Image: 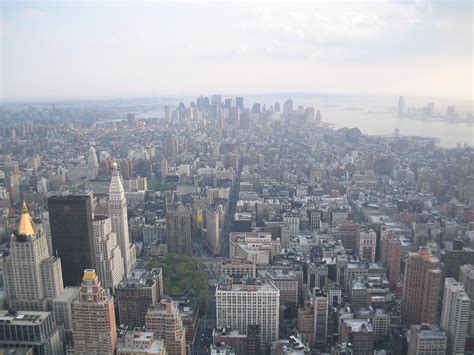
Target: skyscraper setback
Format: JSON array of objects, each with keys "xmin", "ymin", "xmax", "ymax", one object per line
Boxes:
[
  {"xmin": 72, "ymin": 269, "xmax": 117, "ymax": 355},
  {"xmin": 3, "ymin": 202, "xmax": 64, "ymax": 311},
  {"xmin": 48, "ymin": 193, "xmax": 96, "ymax": 286}
]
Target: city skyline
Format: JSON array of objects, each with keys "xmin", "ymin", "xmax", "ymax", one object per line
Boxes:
[{"xmin": 1, "ymin": 1, "xmax": 472, "ymax": 101}]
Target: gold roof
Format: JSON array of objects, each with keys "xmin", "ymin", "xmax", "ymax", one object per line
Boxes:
[
  {"xmin": 17, "ymin": 201, "xmax": 37, "ymax": 236},
  {"xmin": 83, "ymin": 269, "xmax": 97, "ymax": 280}
]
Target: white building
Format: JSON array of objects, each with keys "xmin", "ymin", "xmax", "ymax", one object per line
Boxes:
[
  {"xmin": 92, "ymin": 215, "xmax": 125, "ymax": 293},
  {"xmin": 109, "ymin": 165, "xmax": 136, "ymax": 273},
  {"xmin": 216, "ymin": 280, "xmax": 279, "ymax": 349},
  {"xmin": 441, "ymin": 278, "xmax": 470, "ymax": 355}
]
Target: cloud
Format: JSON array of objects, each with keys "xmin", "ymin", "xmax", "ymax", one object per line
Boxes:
[{"xmin": 23, "ymin": 8, "xmax": 47, "ymax": 20}]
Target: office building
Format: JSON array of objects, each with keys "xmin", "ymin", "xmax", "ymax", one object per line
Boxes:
[
  {"xmin": 117, "ymin": 329, "xmax": 167, "ymax": 355},
  {"xmin": 72, "ymin": 269, "xmax": 117, "ymax": 355},
  {"xmin": 313, "ymin": 288, "xmax": 328, "ymax": 349},
  {"xmin": 52, "ymin": 286, "xmax": 80, "ymax": 346},
  {"xmin": 92, "ymin": 215, "xmax": 125, "ymax": 293},
  {"xmin": 0, "ymin": 310, "xmax": 65, "ymax": 355},
  {"xmin": 67, "ymin": 145, "xmax": 99, "ymax": 181},
  {"xmin": 440, "ymin": 239, "xmax": 474, "ymax": 280},
  {"xmin": 166, "ymin": 205, "xmax": 192, "ymax": 255},
  {"xmin": 340, "ymin": 319, "xmax": 374, "ymax": 355},
  {"xmin": 408, "ymin": 324, "xmax": 447, "ymax": 355},
  {"xmin": 118, "ymin": 269, "xmax": 163, "ymax": 328},
  {"xmin": 235, "ymin": 97, "xmax": 244, "ymax": 109},
  {"xmin": 109, "ymin": 164, "xmax": 136, "ymax": 273},
  {"xmin": 220, "ymin": 258, "xmax": 256, "ymax": 279},
  {"xmin": 398, "ymin": 96, "xmax": 405, "ymax": 118},
  {"xmin": 460, "ymin": 264, "xmax": 474, "ymax": 334},
  {"xmin": 48, "ymin": 193, "xmax": 95, "ymax": 286},
  {"xmin": 206, "ymin": 204, "xmax": 221, "ymax": 255},
  {"xmin": 441, "ymin": 278, "xmax": 470, "ymax": 355},
  {"xmin": 216, "ymin": 280, "xmax": 279, "ymax": 349},
  {"xmin": 357, "ymin": 229, "xmax": 376, "ymax": 262},
  {"xmin": 3, "ymin": 202, "xmax": 64, "ymax": 311},
  {"xmin": 402, "ymin": 247, "xmax": 442, "ymax": 325},
  {"xmin": 380, "ymin": 229, "xmax": 401, "ymax": 289},
  {"xmin": 264, "ymin": 269, "xmax": 299, "ymax": 304},
  {"xmin": 146, "ymin": 298, "xmax": 187, "ymax": 355}
]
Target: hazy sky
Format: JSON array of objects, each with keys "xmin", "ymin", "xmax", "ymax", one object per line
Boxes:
[{"xmin": 1, "ymin": 0, "xmax": 472, "ymax": 101}]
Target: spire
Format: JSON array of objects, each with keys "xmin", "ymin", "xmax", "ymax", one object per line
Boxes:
[{"xmin": 17, "ymin": 201, "xmax": 37, "ymax": 236}]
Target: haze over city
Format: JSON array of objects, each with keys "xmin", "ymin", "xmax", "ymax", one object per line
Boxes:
[
  {"xmin": 1, "ymin": 0, "xmax": 473, "ymax": 101},
  {"xmin": 0, "ymin": 1, "xmax": 474, "ymax": 355}
]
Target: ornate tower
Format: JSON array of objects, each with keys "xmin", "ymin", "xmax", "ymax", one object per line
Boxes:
[
  {"xmin": 3, "ymin": 201, "xmax": 64, "ymax": 311},
  {"xmin": 108, "ymin": 162, "xmax": 135, "ymax": 272}
]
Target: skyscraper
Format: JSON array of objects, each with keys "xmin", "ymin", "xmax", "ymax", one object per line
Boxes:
[
  {"xmin": 109, "ymin": 164, "xmax": 135, "ymax": 272},
  {"xmin": 166, "ymin": 205, "xmax": 192, "ymax": 255},
  {"xmin": 146, "ymin": 298, "xmax": 187, "ymax": 355},
  {"xmin": 92, "ymin": 215, "xmax": 125, "ymax": 293},
  {"xmin": 380, "ymin": 229, "xmax": 402, "ymax": 289},
  {"xmin": 235, "ymin": 96, "xmax": 244, "ymax": 109},
  {"xmin": 216, "ymin": 280, "xmax": 279, "ymax": 349},
  {"xmin": 117, "ymin": 268, "xmax": 163, "ymax": 328},
  {"xmin": 206, "ymin": 204, "xmax": 221, "ymax": 255},
  {"xmin": 72, "ymin": 269, "xmax": 117, "ymax": 355},
  {"xmin": 402, "ymin": 247, "xmax": 442, "ymax": 325},
  {"xmin": 313, "ymin": 288, "xmax": 328, "ymax": 349},
  {"xmin": 460, "ymin": 264, "xmax": 474, "ymax": 335},
  {"xmin": 397, "ymin": 96, "xmax": 405, "ymax": 118},
  {"xmin": 441, "ymin": 278, "xmax": 470, "ymax": 355},
  {"xmin": 3, "ymin": 201, "xmax": 64, "ymax": 311},
  {"xmin": 48, "ymin": 193, "xmax": 95, "ymax": 286}
]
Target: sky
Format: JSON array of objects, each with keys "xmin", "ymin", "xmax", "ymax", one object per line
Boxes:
[{"xmin": 1, "ymin": 0, "xmax": 473, "ymax": 102}]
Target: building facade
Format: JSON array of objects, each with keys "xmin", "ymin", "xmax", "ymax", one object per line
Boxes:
[
  {"xmin": 146, "ymin": 298, "xmax": 187, "ymax": 355},
  {"xmin": 401, "ymin": 247, "xmax": 442, "ymax": 325},
  {"xmin": 72, "ymin": 269, "xmax": 117, "ymax": 355},
  {"xmin": 216, "ymin": 280, "xmax": 279, "ymax": 349},
  {"xmin": 48, "ymin": 193, "xmax": 95, "ymax": 286},
  {"xmin": 441, "ymin": 278, "xmax": 470, "ymax": 355}
]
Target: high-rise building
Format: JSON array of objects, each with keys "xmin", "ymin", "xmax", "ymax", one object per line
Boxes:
[
  {"xmin": 3, "ymin": 201, "xmax": 64, "ymax": 311},
  {"xmin": 380, "ymin": 229, "xmax": 402, "ymax": 289},
  {"xmin": 402, "ymin": 247, "xmax": 442, "ymax": 325},
  {"xmin": 0, "ymin": 310, "xmax": 65, "ymax": 355},
  {"xmin": 127, "ymin": 113, "xmax": 136, "ymax": 127},
  {"xmin": 408, "ymin": 324, "xmax": 447, "ymax": 355},
  {"xmin": 163, "ymin": 136, "xmax": 179, "ymax": 158},
  {"xmin": 313, "ymin": 288, "xmax": 328, "ymax": 349},
  {"xmin": 92, "ymin": 215, "xmax": 125, "ymax": 293},
  {"xmin": 441, "ymin": 278, "xmax": 470, "ymax": 355},
  {"xmin": 146, "ymin": 298, "xmax": 187, "ymax": 355},
  {"xmin": 440, "ymin": 239, "xmax": 474, "ymax": 280},
  {"xmin": 283, "ymin": 99, "xmax": 293, "ymax": 114},
  {"xmin": 109, "ymin": 165, "xmax": 136, "ymax": 273},
  {"xmin": 397, "ymin": 96, "xmax": 405, "ymax": 118},
  {"xmin": 206, "ymin": 204, "xmax": 221, "ymax": 255},
  {"xmin": 166, "ymin": 205, "xmax": 192, "ymax": 255},
  {"xmin": 460, "ymin": 264, "xmax": 474, "ymax": 334},
  {"xmin": 117, "ymin": 269, "xmax": 163, "ymax": 328},
  {"xmin": 235, "ymin": 97, "xmax": 244, "ymax": 110},
  {"xmin": 72, "ymin": 269, "xmax": 117, "ymax": 355},
  {"xmin": 48, "ymin": 193, "xmax": 95, "ymax": 286},
  {"xmin": 216, "ymin": 280, "xmax": 279, "ymax": 349}
]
